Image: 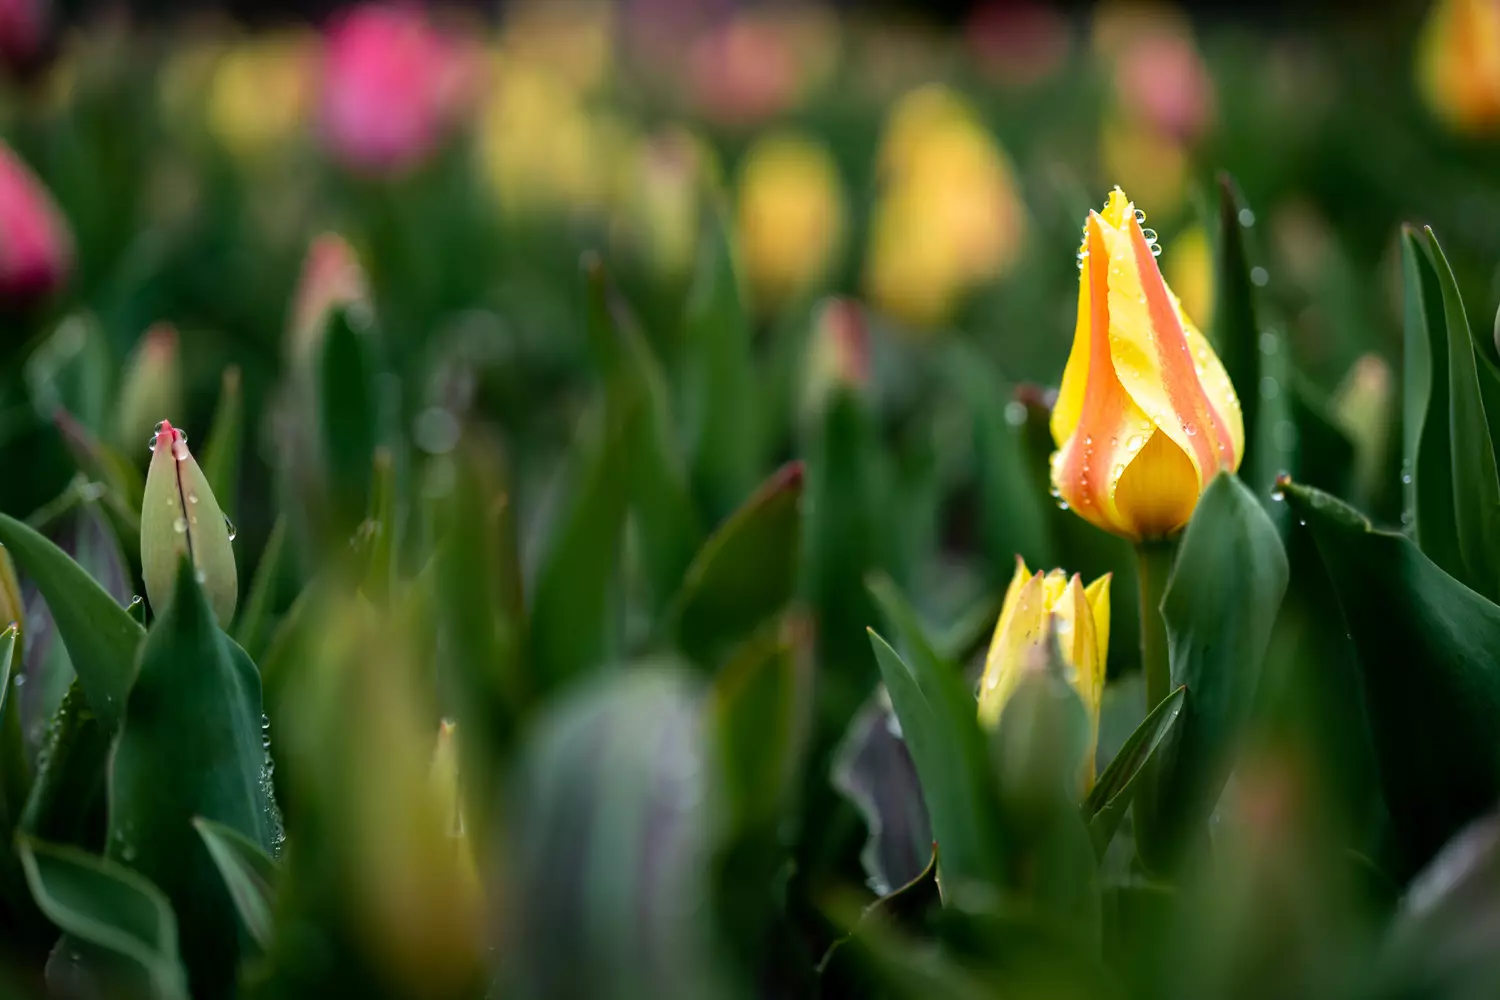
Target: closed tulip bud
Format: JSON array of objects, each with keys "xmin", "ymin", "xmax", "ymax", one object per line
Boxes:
[
  {"xmin": 800, "ymin": 297, "xmax": 868, "ymax": 422},
  {"xmin": 115, "ymin": 324, "xmax": 183, "ymax": 453},
  {"xmin": 0, "ymin": 545, "xmax": 20, "ymax": 631},
  {"xmin": 1050, "ymin": 188, "xmax": 1243, "ymax": 540},
  {"xmin": 979, "ymin": 558, "xmax": 1110, "ymax": 790},
  {"xmin": 287, "ymin": 232, "xmax": 369, "ymax": 378},
  {"xmin": 141, "ymin": 420, "xmax": 237, "ymax": 627},
  {"xmin": 0, "ymin": 141, "xmax": 70, "ymax": 305}
]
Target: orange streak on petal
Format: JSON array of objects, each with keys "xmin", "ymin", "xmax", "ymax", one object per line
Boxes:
[{"xmin": 1126, "ymin": 217, "xmax": 1234, "ymax": 475}]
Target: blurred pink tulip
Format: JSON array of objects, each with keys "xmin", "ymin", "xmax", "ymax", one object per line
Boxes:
[
  {"xmin": 687, "ymin": 17, "xmax": 800, "ymax": 126},
  {"xmin": 1114, "ymin": 31, "xmax": 1215, "ymax": 142},
  {"xmin": 0, "ymin": 142, "xmax": 70, "ymax": 304},
  {"xmin": 0, "ymin": 0, "xmax": 47, "ymax": 78},
  {"xmin": 319, "ymin": 3, "xmax": 480, "ymax": 174}
]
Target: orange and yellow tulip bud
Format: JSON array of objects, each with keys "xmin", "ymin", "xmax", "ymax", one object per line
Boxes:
[
  {"xmin": 979, "ymin": 559, "xmax": 1110, "ymax": 789},
  {"xmin": 1050, "ymin": 188, "xmax": 1243, "ymax": 541},
  {"xmin": 1418, "ymin": 0, "xmax": 1500, "ymax": 134}
]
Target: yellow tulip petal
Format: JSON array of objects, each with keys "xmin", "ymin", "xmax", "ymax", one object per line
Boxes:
[
  {"xmin": 1051, "ymin": 212, "xmax": 1156, "ymax": 538},
  {"xmin": 1096, "ymin": 195, "xmax": 1239, "ymax": 482},
  {"xmin": 1113, "ymin": 428, "xmax": 1201, "ymax": 538},
  {"xmin": 1063, "ymin": 575, "xmax": 1102, "ymax": 790},
  {"xmin": 1083, "ymin": 573, "xmax": 1111, "ymax": 689},
  {"xmin": 979, "ymin": 571, "xmax": 1047, "ymax": 727}
]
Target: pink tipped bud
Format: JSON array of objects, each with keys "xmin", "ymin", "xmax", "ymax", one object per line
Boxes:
[
  {"xmin": 801, "ymin": 297, "xmax": 870, "ymax": 422},
  {"xmin": 288, "ymin": 232, "xmax": 369, "ymax": 372},
  {"xmin": 318, "ymin": 4, "xmax": 481, "ymax": 175},
  {"xmin": 0, "ymin": 141, "xmax": 70, "ymax": 305}
]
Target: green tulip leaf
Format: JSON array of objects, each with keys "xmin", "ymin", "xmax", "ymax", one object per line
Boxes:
[
  {"xmin": 0, "ymin": 513, "xmax": 141, "ymax": 731},
  {"xmin": 1157, "ymin": 473, "xmax": 1287, "ymax": 859},
  {"xmin": 529, "ymin": 407, "xmax": 630, "ymax": 690},
  {"xmin": 683, "ymin": 203, "xmax": 758, "ymax": 522},
  {"xmin": 669, "ymin": 462, "xmax": 804, "ymax": 668},
  {"xmin": 233, "ymin": 513, "xmax": 287, "ymax": 661},
  {"xmin": 193, "ymin": 817, "xmax": 277, "ymax": 952},
  {"xmin": 1084, "ymin": 684, "xmax": 1186, "ymax": 857},
  {"xmin": 199, "ymin": 366, "xmax": 243, "ymax": 511},
  {"xmin": 19, "ymin": 836, "xmax": 188, "ymax": 1000},
  {"xmin": 1401, "ymin": 227, "xmax": 1464, "ymax": 581},
  {"xmin": 19, "ymin": 681, "xmax": 111, "ymax": 846},
  {"xmin": 583, "ymin": 255, "xmax": 702, "ymax": 611},
  {"xmin": 867, "ymin": 575, "xmax": 1005, "ymax": 895},
  {"xmin": 1282, "ymin": 479, "xmax": 1500, "ymax": 879},
  {"xmin": 108, "ymin": 558, "xmax": 278, "ymax": 996},
  {"xmin": 317, "ymin": 305, "xmax": 379, "ymax": 540},
  {"xmin": 1421, "ymin": 228, "xmax": 1500, "ymax": 602}
]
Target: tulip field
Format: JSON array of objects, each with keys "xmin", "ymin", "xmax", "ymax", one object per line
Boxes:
[{"xmin": 4, "ymin": 0, "xmax": 1500, "ymax": 997}]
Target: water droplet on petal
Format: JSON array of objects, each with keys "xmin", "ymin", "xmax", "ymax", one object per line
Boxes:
[
  {"xmin": 225, "ymin": 516, "xmax": 237, "ymax": 541},
  {"xmin": 188, "ymin": 494, "xmax": 199, "ymax": 504},
  {"xmin": 172, "ymin": 517, "xmax": 187, "ymax": 534},
  {"xmin": 1238, "ymin": 208, "xmax": 1256, "ymax": 227}
]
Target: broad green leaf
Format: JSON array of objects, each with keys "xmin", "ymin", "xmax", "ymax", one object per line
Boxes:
[
  {"xmin": 0, "ymin": 626, "xmax": 24, "ymax": 844},
  {"xmin": 683, "ymin": 203, "xmax": 758, "ymax": 522},
  {"xmin": 583, "ymin": 255, "xmax": 702, "ymax": 611},
  {"xmin": 1401, "ymin": 227, "xmax": 1463, "ymax": 579},
  {"xmin": 1422, "ymin": 228, "xmax": 1500, "ymax": 602},
  {"xmin": 1282, "ymin": 480, "xmax": 1500, "ymax": 879},
  {"xmin": 1085, "ymin": 685, "xmax": 1185, "ymax": 857},
  {"xmin": 803, "ymin": 376, "xmax": 883, "ymax": 736},
  {"xmin": 19, "ymin": 836, "xmax": 188, "ymax": 1000},
  {"xmin": 710, "ymin": 621, "xmax": 807, "ymax": 835},
  {"xmin": 669, "ymin": 462, "xmax": 803, "ymax": 667},
  {"xmin": 1212, "ymin": 175, "xmax": 1266, "ymax": 493},
  {"xmin": 234, "ymin": 513, "xmax": 287, "ymax": 661},
  {"xmin": 199, "ymin": 366, "xmax": 243, "ymax": 509},
  {"xmin": 109, "ymin": 559, "xmax": 278, "ymax": 996},
  {"xmin": 509, "ymin": 669, "xmax": 723, "ymax": 999},
  {"xmin": 20, "ymin": 681, "xmax": 111, "ymax": 844},
  {"xmin": 0, "ymin": 513, "xmax": 141, "ymax": 731},
  {"xmin": 1156, "ymin": 474, "xmax": 1287, "ymax": 861},
  {"xmin": 529, "ymin": 407, "xmax": 629, "ymax": 690},
  {"xmin": 867, "ymin": 576, "xmax": 1005, "ymax": 894},
  {"xmin": 947, "ymin": 345, "xmax": 1052, "ymax": 572},
  {"xmin": 317, "ymin": 305, "xmax": 378, "ymax": 540},
  {"xmin": 193, "ymin": 818, "xmax": 277, "ymax": 951}
]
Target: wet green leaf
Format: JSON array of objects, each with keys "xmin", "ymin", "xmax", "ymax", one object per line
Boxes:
[
  {"xmin": 19, "ymin": 836, "xmax": 188, "ymax": 1000},
  {"xmin": 109, "ymin": 558, "xmax": 278, "ymax": 996},
  {"xmin": 1085, "ymin": 685, "xmax": 1185, "ymax": 857},
  {"xmin": 0, "ymin": 513, "xmax": 141, "ymax": 731},
  {"xmin": 193, "ymin": 818, "xmax": 277, "ymax": 952},
  {"xmin": 1283, "ymin": 480, "xmax": 1500, "ymax": 879}
]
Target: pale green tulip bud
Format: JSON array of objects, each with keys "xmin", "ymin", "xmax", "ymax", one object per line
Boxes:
[{"xmin": 141, "ymin": 419, "xmax": 238, "ymax": 626}]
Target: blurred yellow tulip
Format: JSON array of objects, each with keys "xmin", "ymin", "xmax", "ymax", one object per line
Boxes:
[
  {"xmin": 1418, "ymin": 0, "xmax": 1500, "ymax": 133},
  {"xmin": 1051, "ymin": 188, "xmax": 1243, "ymax": 540},
  {"xmin": 736, "ymin": 131, "xmax": 845, "ymax": 308},
  {"xmin": 206, "ymin": 34, "xmax": 315, "ymax": 163},
  {"xmin": 865, "ymin": 85, "xmax": 1025, "ymax": 329},
  {"xmin": 979, "ymin": 559, "xmax": 1111, "ymax": 789}
]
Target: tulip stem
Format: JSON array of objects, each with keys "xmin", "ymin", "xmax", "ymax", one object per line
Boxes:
[
  {"xmin": 1135, "ymin": 539, "xmax": 1178, "ymax": 713},
  {"xmin": 1133, "ymin": 537, "xmax": 1179, "ymax": 873}
]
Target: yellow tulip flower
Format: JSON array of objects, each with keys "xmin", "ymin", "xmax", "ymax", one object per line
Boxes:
[
  {"xmin": 1050, "ymin": 188, "xmax": 1243, "ymax": 540},
  {"xmin": 979, "ymin": 559, "xmax": 1111, "ymax": 789},
  {"xmin": 1418, "ymin": 0, "xmax": 1500, "ymax": 134},
  {"xmin": 736, "ymin": 131, "xmax": 845, "ymax": 308}
]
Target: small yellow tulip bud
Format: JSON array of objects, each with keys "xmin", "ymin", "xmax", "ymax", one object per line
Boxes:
[{"xmin": 979, "ymin": 559, "xmax": 1110, "ymax": 790}]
